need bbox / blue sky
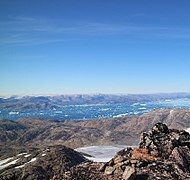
[1,0,190,95]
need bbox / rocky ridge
[100,123,190,179]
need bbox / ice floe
[9,111,19,115]
[139,107,147,110]
[113,113,128,118]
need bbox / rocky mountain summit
[100,122,190,179]
[0,123,190,179]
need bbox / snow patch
[170,110,174,114]
[0,158,20,170]
[28,157,37,163]
[185,128,190,134]
[17,153,27,157]
[15,157,37,169]
[24,154,31,158]
[0,157,14,166]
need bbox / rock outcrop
[102,122,190,179]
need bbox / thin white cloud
[0,16,190,45]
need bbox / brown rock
[114,156,128,164]
[104,166,115,175]
[122,166,136,180]
[114,166,124,176]
[114,162,124,169]
[99,163,107,172]
[131,148,158,161]
[169,146,190,172]
[108,159,114,166]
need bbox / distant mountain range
[0,93,190,110]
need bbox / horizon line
[0,92,190,98]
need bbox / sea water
[1,98,190,120]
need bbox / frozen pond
[75,145,136,162]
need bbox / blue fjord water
[1,98,190,121]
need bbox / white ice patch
[24,154,31,158]
[113,113,128,118]
[9,111,19,115]
[131,103,140,106]
[55,111,63,114]
[0,157,14,166]
[28,157,37,163]
[75,145,136,162]
[0,158,20,170]
[17,153,27,157]
[15,164,25,169]
[15,157,37,169]
[139,107,147,110]
[185,128,190,134]
[170,110,174,114]
[100,108,110,111]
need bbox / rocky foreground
[0,123,190,179]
